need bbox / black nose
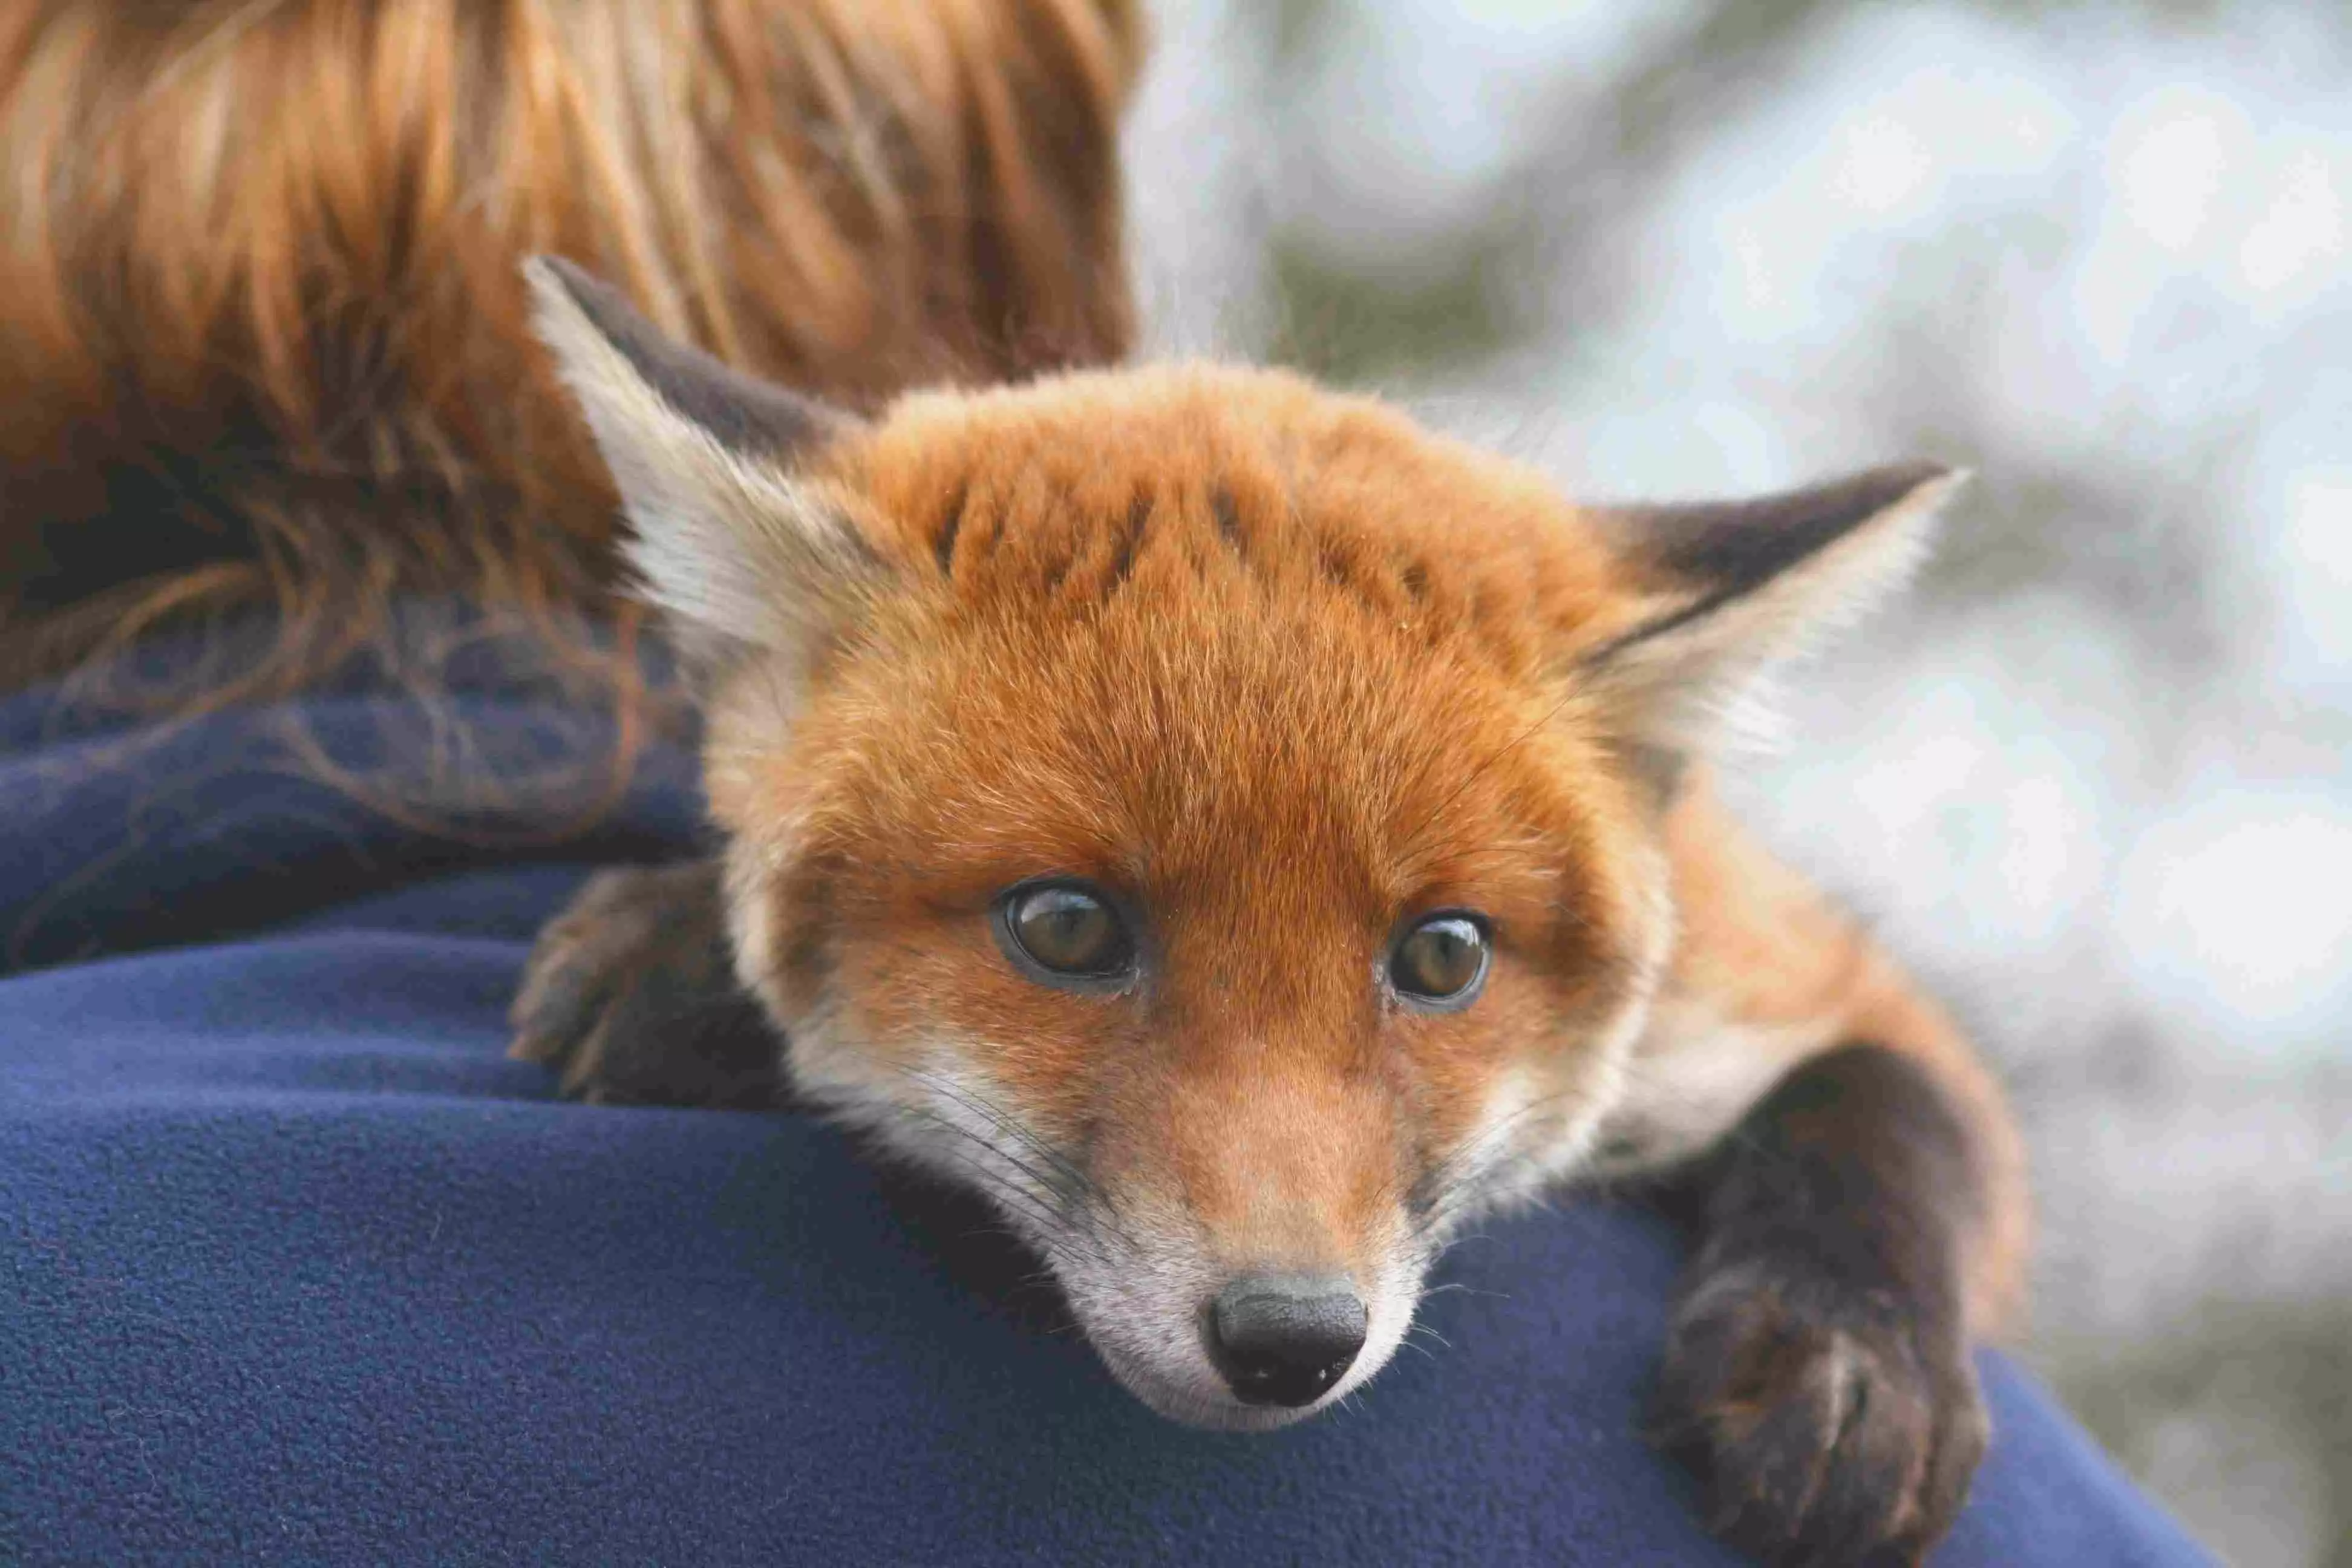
[1207,1276,1369,1408]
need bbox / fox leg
[1615,785,2027,1566]
[508,859,783,1108]
[1647,1044,1993,1566]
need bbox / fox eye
[995,880,1137,990]
[1390,912,1491,1009]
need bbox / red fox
[512,257,2030,1567]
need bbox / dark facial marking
[933,478,971,577]
[1210,483,1246,556]
[1106,491,1153,592]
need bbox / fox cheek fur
[522,254,2022,1553]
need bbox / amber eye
[1390,913,1491,1008]
[996,880,1136,989]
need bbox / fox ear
[523,255,877,667]
[1581,463,1965,767]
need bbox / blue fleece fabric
[0,668,2210,1565]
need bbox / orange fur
[510,234,2034,1522]
[643,364,2027,1365]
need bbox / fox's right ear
[523,255,878,668]
[1576,463,1963,772]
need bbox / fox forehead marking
[831,364,1627,665]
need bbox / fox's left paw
[509,859,782,1108]
[1650,1264,1987,1568]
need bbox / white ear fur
[521,255,877,667]
[1582,464,1966,758]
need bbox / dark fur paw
[508,860,783,1108]
[1651,1265,1987,1567]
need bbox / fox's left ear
[523,255,878,670]
[1580,462,1966,763]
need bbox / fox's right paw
[1650,1263,1986,1568]
[508,860,783,1108]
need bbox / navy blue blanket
[1,664,2208,1564]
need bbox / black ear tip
[522,252,581,298]
[523,254,642,336]
[1881,459,1968,501]
[1828,460,1965,518]
[1784,460,1972,537]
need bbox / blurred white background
[1122,3,2351,1561]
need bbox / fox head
[527,257,1961,1428]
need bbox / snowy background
[1122,3,2351,1561]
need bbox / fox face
[710,429,1679,1425]
[527,258,1959,1429]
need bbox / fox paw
[1651,1266,1987,1567]
[508,860,782,1108]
